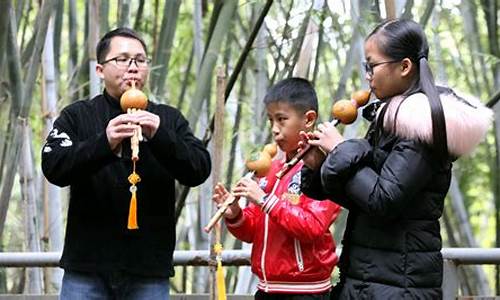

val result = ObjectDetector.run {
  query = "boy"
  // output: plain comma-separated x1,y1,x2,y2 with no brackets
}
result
213,78,340,299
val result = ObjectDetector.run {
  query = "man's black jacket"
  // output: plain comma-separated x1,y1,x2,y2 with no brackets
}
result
42,91,211,277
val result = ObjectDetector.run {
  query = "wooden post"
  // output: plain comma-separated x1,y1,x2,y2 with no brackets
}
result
209,66,226,300
384,0,396,19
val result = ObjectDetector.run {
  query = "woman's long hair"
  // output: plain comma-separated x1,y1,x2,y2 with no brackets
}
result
368,19,448,159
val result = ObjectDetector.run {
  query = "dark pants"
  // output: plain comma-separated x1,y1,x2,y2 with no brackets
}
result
59,270,170,300
255,290,330,300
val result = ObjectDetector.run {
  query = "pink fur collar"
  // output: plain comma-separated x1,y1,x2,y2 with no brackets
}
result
381,92,492,157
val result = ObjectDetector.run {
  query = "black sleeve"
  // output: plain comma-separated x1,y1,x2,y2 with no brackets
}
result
300,166,329,200
317,139,372,209
321,138,434,217
41,105,116,187
147,107,211,187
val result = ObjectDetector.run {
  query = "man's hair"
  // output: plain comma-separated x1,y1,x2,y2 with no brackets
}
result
96,28,148,63
263,77,318,114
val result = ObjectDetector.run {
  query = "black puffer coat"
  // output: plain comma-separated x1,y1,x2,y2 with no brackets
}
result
301,92,492,299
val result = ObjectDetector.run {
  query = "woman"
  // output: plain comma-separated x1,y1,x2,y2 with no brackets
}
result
299,19,492,299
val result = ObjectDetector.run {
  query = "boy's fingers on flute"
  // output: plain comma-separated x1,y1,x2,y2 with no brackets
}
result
239,177,255,185
233,184,250,199
215,182,226,192
232,186,246,196
211,193,222,204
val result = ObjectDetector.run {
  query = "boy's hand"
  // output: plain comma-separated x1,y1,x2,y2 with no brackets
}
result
233,177,266,207
212,183,241,219
298,131,326,170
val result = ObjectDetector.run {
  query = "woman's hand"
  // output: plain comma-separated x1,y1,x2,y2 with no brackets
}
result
309,121,344,152
298,131,326,170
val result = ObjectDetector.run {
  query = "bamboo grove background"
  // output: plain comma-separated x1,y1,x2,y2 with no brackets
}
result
0,0,499,296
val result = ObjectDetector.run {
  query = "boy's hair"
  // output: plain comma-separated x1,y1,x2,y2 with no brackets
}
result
96,28,148,63
368,19,448,159
263,78,318,114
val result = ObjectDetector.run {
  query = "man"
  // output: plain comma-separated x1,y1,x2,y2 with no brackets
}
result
42,28,211,299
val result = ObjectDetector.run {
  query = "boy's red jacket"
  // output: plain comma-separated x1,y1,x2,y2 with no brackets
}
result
225,159,341,294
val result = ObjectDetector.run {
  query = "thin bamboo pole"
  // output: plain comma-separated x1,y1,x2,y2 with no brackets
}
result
384,0,396,19
210,66,226,300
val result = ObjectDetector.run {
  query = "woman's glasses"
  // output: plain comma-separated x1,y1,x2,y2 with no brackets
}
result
363,60,400,76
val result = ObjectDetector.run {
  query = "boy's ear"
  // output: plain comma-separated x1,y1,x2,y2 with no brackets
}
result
304,110,317,129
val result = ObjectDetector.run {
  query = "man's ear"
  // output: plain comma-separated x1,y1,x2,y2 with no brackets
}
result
95,64,105,79
304,110,317,130
400,58,413,77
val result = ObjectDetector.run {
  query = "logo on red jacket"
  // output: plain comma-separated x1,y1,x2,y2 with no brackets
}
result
283,172,301,205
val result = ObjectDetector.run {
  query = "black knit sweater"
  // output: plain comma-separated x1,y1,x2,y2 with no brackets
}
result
42,90,211,277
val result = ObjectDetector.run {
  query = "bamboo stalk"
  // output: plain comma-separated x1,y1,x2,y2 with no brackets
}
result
186,0,237,130
150,0,181,98
88,0,100,98
201,0,273,145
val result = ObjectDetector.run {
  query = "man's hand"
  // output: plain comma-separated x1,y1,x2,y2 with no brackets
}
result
132,110,161,139
106,114,140,152
106,110,161,152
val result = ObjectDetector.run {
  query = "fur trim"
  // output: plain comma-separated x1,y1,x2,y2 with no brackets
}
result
381,92,493,157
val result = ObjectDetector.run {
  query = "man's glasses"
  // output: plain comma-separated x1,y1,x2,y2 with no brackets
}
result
363,60,400,76
100,55,151,69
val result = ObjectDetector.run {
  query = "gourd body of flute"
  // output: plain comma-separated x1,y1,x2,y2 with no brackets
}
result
120,86,147,111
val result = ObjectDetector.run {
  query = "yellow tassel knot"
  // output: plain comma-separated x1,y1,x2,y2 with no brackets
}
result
214,243,223,255
214,242,226,300
128,172,141,185
127,162,141,230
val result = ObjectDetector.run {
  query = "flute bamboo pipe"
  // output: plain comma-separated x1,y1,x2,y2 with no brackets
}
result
275,90,371,179
203,172,253,233
204,144,277,233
